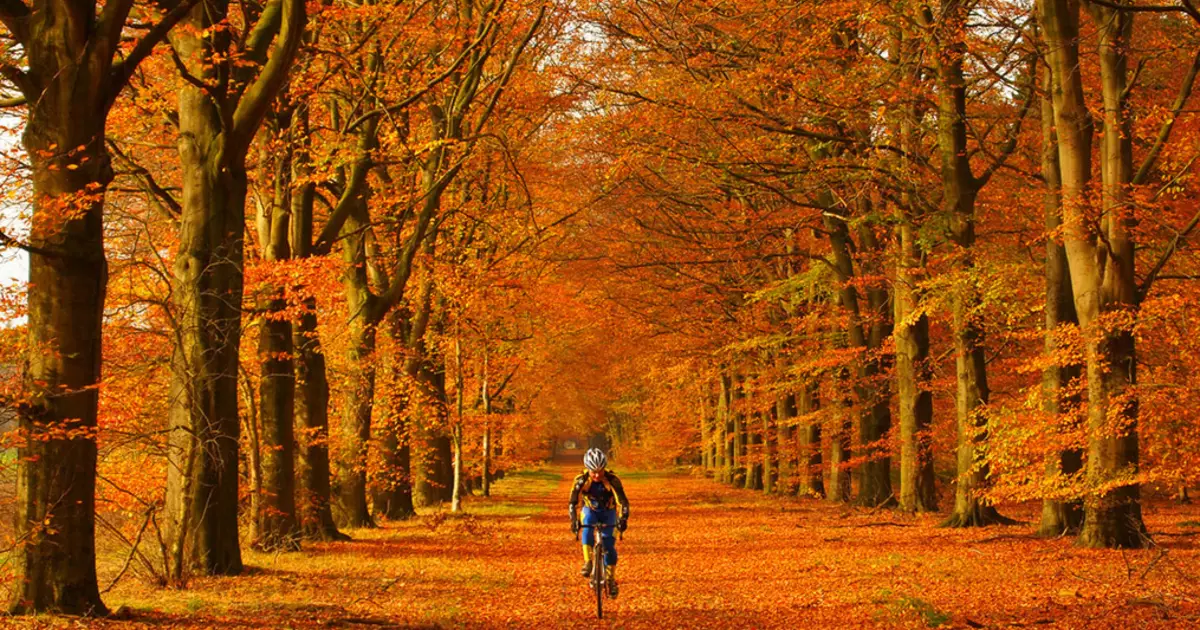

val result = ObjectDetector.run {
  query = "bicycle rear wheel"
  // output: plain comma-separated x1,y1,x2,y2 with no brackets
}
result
593,542,605,619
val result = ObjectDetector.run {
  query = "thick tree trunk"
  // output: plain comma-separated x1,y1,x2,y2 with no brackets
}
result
1038,69,1083,537
11,121,110,615
895,260,936,513
414,362,453,506
890,20,936,515
165,79,247,577
1077,1,1145,548
165,0,305,576
372,311,417,520
1041,0,1147,548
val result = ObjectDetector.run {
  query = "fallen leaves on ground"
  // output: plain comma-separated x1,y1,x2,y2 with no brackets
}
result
8,467,1199,629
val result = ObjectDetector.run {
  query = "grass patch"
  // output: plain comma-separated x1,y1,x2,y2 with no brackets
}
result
876,589,951,628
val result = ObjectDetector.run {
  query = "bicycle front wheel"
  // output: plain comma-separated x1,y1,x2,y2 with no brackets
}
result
593,542,605,619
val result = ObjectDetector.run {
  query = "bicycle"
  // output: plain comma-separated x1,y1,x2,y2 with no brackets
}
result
579,520,621,619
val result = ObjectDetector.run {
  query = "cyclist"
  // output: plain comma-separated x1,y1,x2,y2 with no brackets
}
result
569,448,629,598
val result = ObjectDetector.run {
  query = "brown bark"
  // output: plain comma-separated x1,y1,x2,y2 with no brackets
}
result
1040,0,1147,548
12,117,109,618
892,26,936,514
252,137,299,551
1037,65,1084,537
718,373,733,484
165,0,306,576
775,392,797,494
3,0,195,613
824,207,893,507
798,382,824,498
372,310,417,521
826,372,853,503
922,0,1018,527
290,108,347,541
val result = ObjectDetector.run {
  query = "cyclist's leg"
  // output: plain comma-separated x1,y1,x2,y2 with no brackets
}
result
600,510,619,597
599,509,618,566
580,506,598,574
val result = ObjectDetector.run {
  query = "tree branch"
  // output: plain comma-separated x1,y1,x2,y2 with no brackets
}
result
109,0,200,106
1133,46,1200,185
230,0,306,155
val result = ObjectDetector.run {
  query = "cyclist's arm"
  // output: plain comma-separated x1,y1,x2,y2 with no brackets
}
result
609,474,630,521
568,474,584,517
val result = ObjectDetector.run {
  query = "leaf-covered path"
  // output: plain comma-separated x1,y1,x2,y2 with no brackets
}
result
20,466,1200,629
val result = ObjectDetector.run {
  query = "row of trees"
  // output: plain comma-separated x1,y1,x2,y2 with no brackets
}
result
574,0,1200,550
0,0,601,616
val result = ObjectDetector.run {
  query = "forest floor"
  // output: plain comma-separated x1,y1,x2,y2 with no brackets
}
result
7,466,1200,629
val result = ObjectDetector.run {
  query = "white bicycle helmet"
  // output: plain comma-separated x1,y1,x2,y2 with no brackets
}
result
583,447,607,471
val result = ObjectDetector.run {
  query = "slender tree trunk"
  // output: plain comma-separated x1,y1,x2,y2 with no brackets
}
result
336,311,378,528
827,377,852,503
240,369,263,543
291,109,347,541
775,392,796,494
1038,67,1084,536
451,329,465,513
719,373,733,483
372,311,418,520
481,349,493,497
892,27,936,513
928,0,1007,527
732,376,747,487
252,144,299,551
798,382,825,498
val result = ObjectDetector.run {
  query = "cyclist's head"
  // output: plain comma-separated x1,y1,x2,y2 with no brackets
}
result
583,447,607,473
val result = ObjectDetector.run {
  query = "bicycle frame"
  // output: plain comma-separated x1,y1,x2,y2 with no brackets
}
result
585,521,618,619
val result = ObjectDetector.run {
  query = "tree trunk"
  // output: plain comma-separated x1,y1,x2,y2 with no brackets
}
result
165,0,305,576
827,377,852,503
775,393,797,494
372,310,417,520
1077,0,1145,548
451,330,465,513
928,0,1007,527
290,109,347,540
823,199,893,508
719,373,733,483
798,382,824,498
11,117,109,615
892,28,937,512
1040,0,1147,548
165,82,247,578
252,147,299,551
1038,67,1084,537
336,311,378,528
732,376,747,488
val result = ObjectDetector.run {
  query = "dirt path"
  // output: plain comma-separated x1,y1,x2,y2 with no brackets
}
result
12,466,1200,628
